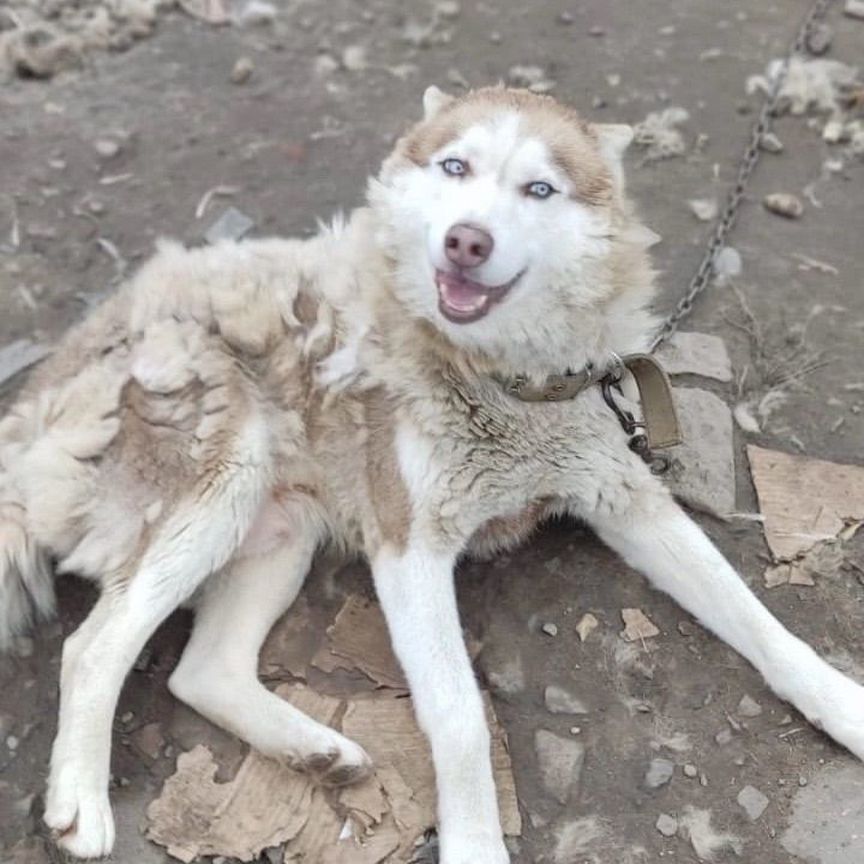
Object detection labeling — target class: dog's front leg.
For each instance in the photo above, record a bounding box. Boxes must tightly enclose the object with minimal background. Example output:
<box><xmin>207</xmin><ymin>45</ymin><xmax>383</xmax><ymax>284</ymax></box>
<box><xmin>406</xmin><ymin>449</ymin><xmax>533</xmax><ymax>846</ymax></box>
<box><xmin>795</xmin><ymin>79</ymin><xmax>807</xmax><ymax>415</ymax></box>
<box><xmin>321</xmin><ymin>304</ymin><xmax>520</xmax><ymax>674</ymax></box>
<box><xmin>373</xmin><ymin>543</ymin><xmax>509</xmax><ymax>864</ymax></box>
<box><xmin>576</xmin><ymin>472</ymin><xmax>864</xmax><ymax>761</ymax></box>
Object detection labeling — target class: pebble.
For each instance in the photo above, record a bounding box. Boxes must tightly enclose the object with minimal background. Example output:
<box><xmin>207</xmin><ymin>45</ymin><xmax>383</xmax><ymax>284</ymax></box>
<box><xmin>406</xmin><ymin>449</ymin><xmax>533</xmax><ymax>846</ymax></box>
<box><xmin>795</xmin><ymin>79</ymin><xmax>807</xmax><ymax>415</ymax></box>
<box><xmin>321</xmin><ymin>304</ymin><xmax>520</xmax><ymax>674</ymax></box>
<box><xmin>763</xmin><ymin>193</ymin><xmax>804</xmax><ymax>219</ymax></box>
<box><xmin>544</xmin><ymin>685</ymin><xmax>588</xmax><ymax>715</ymax></box>
<box><xmin>645</xmin><ymin>757</ymin><xmax>675</xmax><ymax>789</ymax></box>
<box><xmin>844</xmin><ymin>0</ymin><xmax>864</xmax><ymax>20</ymax></box>
<box><xmin>575</xmin><ymin>613</ymin><xmax>598</xmax><ymax>642</ymax></box>
<box><xmin>557</xmin><ymin>11</ymin><xmax>574</xmax><ymax>25</ymax></box>
<box><xmin>88</xmin><ymin>198</ymin><xmax>106</xmax><ymax>215</ymax></box>
<box><xmin>94</xmin><ymin>139</ymin><xmax>121</xmax><ymax>159</ymax></box>
<box><xmin>534</xmin><ymin>729</ymin><xmax>585</xmax><ymax>804</ymax></box>
<box><xmin>683</xmin><ymin>763</ymin><xmax>698</xmax><ymax>778</ymax></box>
<box><xmin>236</xmin><ymin>0</ymin><xmax>277</xmax><ymax>26</ymax></box>
<box><xmin>715</xmin><ymin>728</ymin><xmax>733</xmax><ymax>746</ymax></box>
<box><xmin>737</xmin><ymin>785</ymin><xmax>769</xmax><ymax>821</ymax></box>
<box><xmin>805</xmin><ymin>22</ymin><xmax>833</xmax><ymax>55</ymax></box>
<box><xmin>688</xmin><ymin>198</ymin><xmax>718</xmax><ymax>222</ymax></box>
<box><xmin>7</xmin><ymin>735</ymin><xmax>19</xmax><ymax>751</ymax></box>
<box><xmin>120</xmin><ymin>711</ymin><xmax>135</xmax><ymax>725</ymax></box>
<box><xmin>130</xmin><ymin>722</ymin><xmax>165</xmax><ymax>760</ymax></box>
<box><xmin>341</xmin><ymin>45</ymin><xmax>368</xmax><ymax>71</ymax></box>
<box><xmin>435</xmin><ymin>0</ymin><xmax>461</xmax><ymax>17</ymax></box>
<box><xmin>230</xmin><ymin>57</ymin><xmax>254</xmax><ymax>84</ymax></box>
<box><xmin>713</xmin><ymin>246</ymin><xmax>742</xmax><ymax>283</ymax></box>
<box><xmin>736</xmin><ymin>694</ymin><xmax>763</xmax><ymax>718</ymax></box>
<box><xmin>798</xmin><ymin>775</ymin><xmax>808</xmax><ymax>787</ymax></box>
<box><xmin>760</xmin><ymin>131</ymin><xmax>784</xmax><ymax>153</ymax></box>
<box><xmin>656</xmin><ymin>813</ymin><xmax>679</xmax><ymax>837</ymax></box>
<box><xmin>588</xmin><ymin>25</ymin><xmax>605</xmax><ymax>36</ymax></box>
<box><xmin>541</xmin><ymin>622</ymin><xmax>558</xmax><ymax>637</ymax></box>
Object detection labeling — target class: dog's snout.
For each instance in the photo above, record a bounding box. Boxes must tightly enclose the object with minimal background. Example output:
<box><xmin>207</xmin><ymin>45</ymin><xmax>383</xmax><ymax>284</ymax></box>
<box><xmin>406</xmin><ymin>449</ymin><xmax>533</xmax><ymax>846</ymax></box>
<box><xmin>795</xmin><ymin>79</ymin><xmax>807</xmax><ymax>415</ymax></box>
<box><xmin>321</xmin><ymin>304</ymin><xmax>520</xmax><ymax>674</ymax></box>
<box><xmin>444</xmin><ymin>223</ymin><xmax>494</xmax><ymax>269</ymax></box>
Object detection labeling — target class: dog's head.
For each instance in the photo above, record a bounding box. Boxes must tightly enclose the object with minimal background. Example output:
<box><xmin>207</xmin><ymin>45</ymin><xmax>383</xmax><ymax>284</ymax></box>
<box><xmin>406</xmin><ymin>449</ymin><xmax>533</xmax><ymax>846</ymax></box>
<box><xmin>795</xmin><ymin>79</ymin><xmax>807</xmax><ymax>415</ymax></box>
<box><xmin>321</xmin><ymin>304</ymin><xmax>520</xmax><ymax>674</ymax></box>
<box><xmin>369</xmin><ymin>86</ymin><xmax>655</xmax><ymax>373</ymax></box>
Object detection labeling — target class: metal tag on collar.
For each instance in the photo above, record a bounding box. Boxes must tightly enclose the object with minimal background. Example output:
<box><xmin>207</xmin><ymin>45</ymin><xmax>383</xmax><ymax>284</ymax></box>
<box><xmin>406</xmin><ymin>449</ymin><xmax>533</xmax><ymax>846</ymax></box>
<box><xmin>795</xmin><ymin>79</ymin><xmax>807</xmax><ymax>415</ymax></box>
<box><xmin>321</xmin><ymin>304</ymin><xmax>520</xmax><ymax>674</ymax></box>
<box><xmin>506</xmin><ymin>367</ymin><xmax>593</xmax><ymax>402</ymax></box>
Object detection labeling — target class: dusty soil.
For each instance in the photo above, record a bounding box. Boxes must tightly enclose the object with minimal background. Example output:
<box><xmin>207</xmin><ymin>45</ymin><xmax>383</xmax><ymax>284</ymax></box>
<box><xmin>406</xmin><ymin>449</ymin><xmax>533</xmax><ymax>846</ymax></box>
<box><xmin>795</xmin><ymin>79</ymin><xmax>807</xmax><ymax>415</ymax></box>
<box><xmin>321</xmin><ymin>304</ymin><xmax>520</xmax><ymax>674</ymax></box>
<box><xmin>1</xmin><ymin>1</ymin><xmax>864</xmax><ymax>862</ymax></box>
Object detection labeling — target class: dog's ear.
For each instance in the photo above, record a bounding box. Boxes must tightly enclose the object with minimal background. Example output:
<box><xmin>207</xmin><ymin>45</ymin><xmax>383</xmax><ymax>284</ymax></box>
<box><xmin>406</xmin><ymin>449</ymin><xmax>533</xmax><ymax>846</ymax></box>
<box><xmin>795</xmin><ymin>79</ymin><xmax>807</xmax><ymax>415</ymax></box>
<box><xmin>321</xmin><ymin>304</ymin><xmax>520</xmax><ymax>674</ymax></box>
<box><xmin>591</xmin><ymin>123</ymin><xmax>634</xmax><ymax>162</ymax></box>
<box><xmin>422</xmin><ymin>85</ymin><xmax>454</xmax><ymax>120</ymax></box>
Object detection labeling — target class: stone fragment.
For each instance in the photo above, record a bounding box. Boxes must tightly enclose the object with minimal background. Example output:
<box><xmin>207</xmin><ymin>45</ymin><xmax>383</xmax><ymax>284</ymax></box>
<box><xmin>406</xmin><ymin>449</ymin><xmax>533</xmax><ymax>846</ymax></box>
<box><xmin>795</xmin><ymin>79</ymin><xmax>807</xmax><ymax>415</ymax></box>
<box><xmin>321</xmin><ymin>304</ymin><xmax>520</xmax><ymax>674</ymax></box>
<box><xmin>575</xmin><ymin>613</ymin><xmax>598</xmax><ymax>642</ymax></box>
<box><xmin>844</xmin><ymin>0</ymin><xmax>864</xmax><ymax>19</ymax></box>
<box><xmin>688</xmin><ymin>198</ymin><xmax>718</xmax><ymax>222</ymax></box>
<box><xmin>230</xmin><ymin>57</ymin><xmax>254</xmax><ymax>84</ymax></box>
<box><xmin>656</xmin><ymin>813</ymin><xmax>679</xmax><ymax>837</ymax></box>
<box><xmin>683</xmin><ymin>763</ymin><xmax>698</xmax><ymax>778</ymax></box>
<box><xmin>645</xmin><ymin>758</ymin><xmax>675</xmax><ymax>789</ymax></box>
<box><xmin>131</xmin><ymin>723</ymin><xmax>165</xmax><ymax>760</ymax></box>
<box><xmin>760</xmin><ymin>131</ymin><xmax>784</xmax><ymax>152</ymax></box>
<box><xmin>666</xmin><ymin>388</ymin><xmax>735</xmax><ymax>517</ymax></box>
<box><xmin>655</xmin><ymin>331</ymin><xmax>732</xmax><ymax>382</ymax></box>
<box><xmin>205</xmin><ymin>207</ymin><xmax>255</xmax><ymax>244</ymax></box>
<box><xmin>534</xmin><ymin>730</ymin><xmax>585</xmax><ymax>804</ymax></box>
<box><xmin>736</xmin><ymin>694</ymin><xmax>763</xmax><ymax>717</ymax></box>
<box><xmin>620</xmin><ymin>608</ymin><xmax>660</xmax><ymax>642</ymax></box>
<box><xmin>541</xmin><ymin>622</ymin><xmax>558</xmax><ymax>637</ymax></box>
<box><xmin>737</xmin><ymin>785</ymin><xmax>769</xmax><ymax>821</ymax></box>
<box><xmin>763</xmin><ymin>193</ymin><xmax>804</xmax><ymax>219</ymax></box>
<box><xmin>94</xmin><ymin>138</ymin><xmax>120</xmax><ymax>159</ymax></box>
<box><xmin>544</xmin><ymin>685</ymin><xmax>588</xmax><ymax>715</ymax></box>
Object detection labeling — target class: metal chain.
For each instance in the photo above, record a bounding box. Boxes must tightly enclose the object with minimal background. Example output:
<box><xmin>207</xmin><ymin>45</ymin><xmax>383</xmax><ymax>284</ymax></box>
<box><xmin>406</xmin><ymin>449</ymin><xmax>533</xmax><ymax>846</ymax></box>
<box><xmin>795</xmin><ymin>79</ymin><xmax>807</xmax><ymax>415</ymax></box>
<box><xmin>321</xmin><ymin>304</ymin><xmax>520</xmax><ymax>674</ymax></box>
<box><xmin>650</xmin><ymin>0</ymin><xmax>836</xmax><ymax>351</ymax></box>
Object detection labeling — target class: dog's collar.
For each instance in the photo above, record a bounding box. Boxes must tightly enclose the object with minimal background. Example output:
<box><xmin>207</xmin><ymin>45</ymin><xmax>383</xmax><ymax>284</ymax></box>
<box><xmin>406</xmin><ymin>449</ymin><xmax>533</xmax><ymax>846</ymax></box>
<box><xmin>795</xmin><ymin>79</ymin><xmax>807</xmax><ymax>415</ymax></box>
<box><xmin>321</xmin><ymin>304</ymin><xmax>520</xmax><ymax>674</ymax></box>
<box><xmin>496</xmin><ymin>352</ymin><xmax>683</xmax><ymax>463</ymax></box>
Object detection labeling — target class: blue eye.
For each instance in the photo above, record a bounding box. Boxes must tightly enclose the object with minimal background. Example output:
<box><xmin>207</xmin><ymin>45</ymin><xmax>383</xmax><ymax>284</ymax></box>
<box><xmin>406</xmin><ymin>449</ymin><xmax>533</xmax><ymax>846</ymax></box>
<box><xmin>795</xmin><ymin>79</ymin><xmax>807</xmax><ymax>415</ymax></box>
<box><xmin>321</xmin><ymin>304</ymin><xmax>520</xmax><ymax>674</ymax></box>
<box><xmin>441</xmin><ymin>158</ymin><xmax>468</xmax><ymax>176</ymax></box>
<box><xmin>526</xmin><ymin>181</ymin><xmax>556</xmax><ymax>199</ymax></box>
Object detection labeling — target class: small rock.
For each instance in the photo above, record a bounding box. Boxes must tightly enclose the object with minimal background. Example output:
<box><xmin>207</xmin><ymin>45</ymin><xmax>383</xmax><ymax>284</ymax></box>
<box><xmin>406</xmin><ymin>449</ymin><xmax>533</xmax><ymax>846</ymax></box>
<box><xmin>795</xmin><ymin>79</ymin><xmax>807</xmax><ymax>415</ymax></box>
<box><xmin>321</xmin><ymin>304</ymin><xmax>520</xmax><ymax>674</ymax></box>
<box><xmin>488</xmin><ymin>30</ymin><xmax>502</xmax><ymax>44</ymax></box>
<box><xmin>736</xmin><ymin>694</ymin><xmax>763</xmax><ymax>718</ymax></box>
<box><xmin>655</xmin><ymin>331</ymin><xmax>732</xmax><ymax>382</ymax></box>
<box><xmin>235</xmin><ymin>0</ymin><xmax>277</xmax><ymax>26</ymax></box>
<box><xmin>656</xmin><ymin>813</ymin><xmax>679</xmax><ymax>837</ymax></box>
<box><xmin>620</xmin><ymin>608</ymin><xmax>660</xmax><ymax>642</ymax></box>
<box><xmin>763</xmin><ymin>193</ymin><xmax>803</xmax><ymax>219</ymax></box>
<box><xmin>575</xmin><ymin>613</ymin><xmax>598</xmax><ymax>642</ymax></box>
<box><xmin>435</xmin><ymin>0</ymin><xmax>461</xmax><ymax>17</ymax></box>
<box><xmin>760</xmin><ymin>131</ymin><xmax>784</xmax><ymax>153</ymax></box>
<box><xmin>713</xmin><ymin>246</ymin><xmax>742</xmax><ymax>283</ymax></box>
<box><xmin>230</xmin><ymin>56</ymin><xmax>254</xmax><ymax>84</ymax></box>
<box><xmin>94</xmin><ymin>139</ymin><xmax>120</xmax><ymax>159</ymax></box>
<box><xmin>7</xmin><ymin>735</ymin><xmax>19</xmax><ymax>751</ymax></box>
<box><xmin>120</xmin><ymin>711</ymin><xmax>135</xmax><ymax>725</ymax></box>
<box><xmin>823</xmin><ymin>119</ymin><xmax>846</xmax><ymax>143</ymax></box>
<box><xmin>205</xmin><ymin>207</ymin><xmax>255</xmax><ymax>244</ymax></box>
<box><xmin>798</xmin><ymin>775</ymin><xmax>808</xmax><ymax>787</ymax></box>
<box><xmin>683</xmin><ymin>763</ymin><xmax>698</xmax><ymax>778</ymax></box>
<box><xmin>508</xmin><ymin>64</ymin><xmax>555</xmax><ymax>92</ymax></box>
<box><xmin>715</xmin><ymin>728</ymin><xmax>733</xmax><ymax>746</ymax></box>
<box><xmin>557</xmin><ymin>11</ymin><xmax>575</xmax><ymax>25</ymax></box>
<box><xmin>688</xmin><ymin>198</ymin><xmax>718</xmax><ymax>222</ymax></box>
<box><xmin>569</xmin><ymin>726</ymin><xmax>581</xmax><ymax>735</ymax></box>
<box><xmin>87</xmin><ymin>198</ymin><xmax>106</xmax><ymax>215</ymax></box>
<box><xmin>588</xmin><ymin>25</ymin><xmax>605</xmax><ymax>36</ymax></box>
<box><xmin>541</xmin><ymin>622</ymin><xmax>559</xmax><ymax>637</ymax></box>
<box><xmin>544</xmin><ymin>685</ymin><xmax>588</xmax><ymax>715</ymax></box>
<box><xmin>737</xmin><ymin>785</ymin><xmax>769</xmax><ymax>821</ymax></box>
<box><xmin>645</xmin><ymin>758</ymin><xmax>675</xmax><ymax>789</ymax></box>
<box><xmin>844</xmin><ymin>0</ymin><xmax>864</xmax><ymax>20</ymax></box>
<box><xmin>130</xmin><ymin>722</ymin><xmax>165</xmax><ymax>760</ymax></box>
<box><xmin>341</xmin><ymin>45</ymin><xmax>367</xmax><ymax>71</ymax></box>
<box><xmin>534</xmin><ymin>730</ymin><xmax>585</xmax><ymax>804</ymax></box>
<box><xmin>805</xmin><ymin>22</ymin><xmax>833</xmax><ymax>55</ymax></box>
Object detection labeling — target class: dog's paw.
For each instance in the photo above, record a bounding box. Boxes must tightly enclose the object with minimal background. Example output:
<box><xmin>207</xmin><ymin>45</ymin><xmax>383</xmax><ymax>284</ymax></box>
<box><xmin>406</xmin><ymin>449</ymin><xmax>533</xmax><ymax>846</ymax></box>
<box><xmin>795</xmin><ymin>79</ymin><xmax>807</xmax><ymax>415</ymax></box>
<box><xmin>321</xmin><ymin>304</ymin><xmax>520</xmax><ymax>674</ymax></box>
<box><xmin>819</xmin><ymin>678</ymin><xmax>864</xmax><ymax>761</ymax></box>
<box><xmin>45</xmin><ymin>774</ymin><xmax>115</xmax><ymax>859</ymax></box>
<box><xmin>301</xmin><ymin>731</ymin><xmax>373</xmax><ymax>787</ymax></box>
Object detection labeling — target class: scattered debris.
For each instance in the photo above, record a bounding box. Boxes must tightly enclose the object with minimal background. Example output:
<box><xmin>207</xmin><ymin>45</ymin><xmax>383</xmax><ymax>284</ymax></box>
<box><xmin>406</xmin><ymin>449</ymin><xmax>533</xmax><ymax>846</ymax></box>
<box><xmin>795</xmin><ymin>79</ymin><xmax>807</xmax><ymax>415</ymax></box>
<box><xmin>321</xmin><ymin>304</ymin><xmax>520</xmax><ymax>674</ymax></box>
<box><xmin>94</xmin><ymin>138</ymin><xmax>121</xmax><ymax>159</ymax></box>
<box><xmin>683</xmin><ymin>764</ymin><xmax>699</xmax><ymax>779</ymax></box>
<box><xmin>632</xmin><ymin>107</ymin><xmax>689</xmax><ymax>160</ymax></box>
<box><xmin>645</xmin><ymin>758</ymin><xmax>675</xmax><ymax>790</ymax></box>
<box><xmin>748</xmin><ymin>445</ymin><xmax>864</xmax><ymax>585</ymax></box>
<box><xmin>541</xmin><ymin>621</ymin><xmax>559</xmax><ymax>637</ymax></box>
<box><xmin>534</xmin><ymin>729</ymin><xmax>585</xmax><ymax>804</ymax></box>
<box><xmin>679</xmin><ymin>806</ymin><xmax>742</xmax><ymax>861</ymax></box>
<box><xmin>194</xmin><ymin>185</ymin><xmax>239</xmax><ymax>220</ymax></box>
<box><xmin>736</xmin><ymin>785</ymin><xmax>769</xmax><ymax>821</ymax></box>
<box><xmin>688</xmin><ymin>198</ymin><xmax>718</xmax><ymax>222</ymax></box>
<box><xmin>736</xmin><ymin>695</ymin><xmax>763</xmax><ymax>718</ymax></box>
<box><xmin>655</xmin><ymin>332</ymin><xmax>732</xmax><ymax>382</ymax></box>
<box><xmin>0</xmin><ymin>339</ymin><xmax>51</xmax><ymax>387</ymax></box>
<box><xmin>620</xmin><ymin>608</ymin><xmax>660</xmax><ymax>643</ymax></box>
<box><xmin>311</xmin><ymin>595</ymin><xmax>408</xmax><ymax>690</ymax></box>
<box><xmin>148</xmin><ymin>685</ymin><xmax>521</xmax><ymax>861</ymax></box>
<box><xmin>575</xmin><ymin>613</ymin><xmax>599</xmax><ymax>643</ymax></box>
<box><xmin>759</xmin><ymin>131</ymin><xmax>784</xmax><ymax>152</ymax></box>
<box><xmin>763</xmin><ymin>192</ymin><xmax>804</xmax><ymax>219</ymax></box>
<box><xmin>656</xmin><ymin>813</ymin><xmax>678</xmax><ymax>837</ymax></box>
<box><xmin>544</xmin><ymin>685</ymin><xmax>588</xmax><ymax>716</ymax></box>
<box><xmin>792</xmin><ymin>252</ymin><xmax>838</xmax><ymax>275</ymax></box>
<box><xmin>507</xmin><ymin>65</ymin><xmax>555</xmax><ymax>93</ymax></box>
<box><xmin>204</xmin><ymin>206</ymin><xmax>255</xmax><ymax>244</ymax></box>
<box><xmin>230</xmin><ymin>56</ymin><xmax>254</xmax><ymax>85</ymax></box>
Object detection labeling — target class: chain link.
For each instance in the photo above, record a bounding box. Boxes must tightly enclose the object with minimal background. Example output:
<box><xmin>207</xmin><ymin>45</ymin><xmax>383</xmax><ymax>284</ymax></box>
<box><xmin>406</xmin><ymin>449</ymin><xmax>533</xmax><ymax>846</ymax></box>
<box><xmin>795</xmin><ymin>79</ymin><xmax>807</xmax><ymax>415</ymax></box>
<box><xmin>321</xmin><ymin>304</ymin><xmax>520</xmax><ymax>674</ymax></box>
<box><xmin>650</xmin><ymin>0</ymin><xmax>836</xmax><ymax>351</ymax></box>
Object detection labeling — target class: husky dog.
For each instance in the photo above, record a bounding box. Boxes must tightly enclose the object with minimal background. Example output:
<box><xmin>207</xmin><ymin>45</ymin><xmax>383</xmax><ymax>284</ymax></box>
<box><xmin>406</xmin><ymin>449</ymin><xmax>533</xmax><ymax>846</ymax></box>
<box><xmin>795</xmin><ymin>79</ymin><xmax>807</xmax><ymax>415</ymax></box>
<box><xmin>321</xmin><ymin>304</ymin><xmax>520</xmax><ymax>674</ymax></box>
<box><xmin>1</xmin><ymin>86</ymin><xmax>862</xmax><ymax>863</ymax></box>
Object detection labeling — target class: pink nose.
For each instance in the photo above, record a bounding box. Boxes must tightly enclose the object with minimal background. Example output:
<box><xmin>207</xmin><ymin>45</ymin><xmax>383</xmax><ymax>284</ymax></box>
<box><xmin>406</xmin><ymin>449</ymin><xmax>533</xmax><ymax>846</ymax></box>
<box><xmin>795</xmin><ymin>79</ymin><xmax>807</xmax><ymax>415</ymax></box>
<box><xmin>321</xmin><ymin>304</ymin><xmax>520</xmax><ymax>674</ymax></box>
<box><xmin>444</xmin><ymin>223</ymin><xmax>494</xmax><ymax>269</ymax></box>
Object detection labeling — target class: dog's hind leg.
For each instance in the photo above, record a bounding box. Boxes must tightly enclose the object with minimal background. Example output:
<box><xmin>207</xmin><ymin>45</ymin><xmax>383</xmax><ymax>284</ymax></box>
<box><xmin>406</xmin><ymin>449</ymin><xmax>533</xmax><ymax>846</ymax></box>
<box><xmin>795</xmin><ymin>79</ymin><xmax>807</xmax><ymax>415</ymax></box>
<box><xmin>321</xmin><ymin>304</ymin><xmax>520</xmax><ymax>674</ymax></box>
<box><xmin>45</xmin><ymin>459</ymin><xmax>268</xmax><ymax>858</ymax></box>
<box><xmin>168</xmin><ymin>525</ymin><xmax>372</xmax><ymax>786</ymax></box>
<box><xmin>578</xmin><ymin>468</ymin><xmax>864</xmax><ymax>762</ymax></box>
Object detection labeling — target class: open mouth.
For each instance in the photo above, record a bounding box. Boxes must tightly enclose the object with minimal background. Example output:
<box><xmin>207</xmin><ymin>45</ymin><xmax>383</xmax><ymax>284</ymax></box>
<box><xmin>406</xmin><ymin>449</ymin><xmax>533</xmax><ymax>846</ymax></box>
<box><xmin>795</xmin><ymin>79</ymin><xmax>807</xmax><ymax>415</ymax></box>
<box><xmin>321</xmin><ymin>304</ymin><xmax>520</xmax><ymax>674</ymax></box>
<box><xmin>435</xmin><ymin>269</ymin><xmax>523</xmax><ymax>324</ymax></box>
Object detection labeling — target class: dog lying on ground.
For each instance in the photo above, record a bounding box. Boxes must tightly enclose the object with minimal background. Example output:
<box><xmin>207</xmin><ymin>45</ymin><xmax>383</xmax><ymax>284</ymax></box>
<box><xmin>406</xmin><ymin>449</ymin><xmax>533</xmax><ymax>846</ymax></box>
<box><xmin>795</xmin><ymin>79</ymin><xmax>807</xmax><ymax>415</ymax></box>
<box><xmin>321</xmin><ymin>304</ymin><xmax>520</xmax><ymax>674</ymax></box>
<box><xmin>1</xmin><ymin>85</ymin><xmax>862</xmax><ymax>863</ymax></box>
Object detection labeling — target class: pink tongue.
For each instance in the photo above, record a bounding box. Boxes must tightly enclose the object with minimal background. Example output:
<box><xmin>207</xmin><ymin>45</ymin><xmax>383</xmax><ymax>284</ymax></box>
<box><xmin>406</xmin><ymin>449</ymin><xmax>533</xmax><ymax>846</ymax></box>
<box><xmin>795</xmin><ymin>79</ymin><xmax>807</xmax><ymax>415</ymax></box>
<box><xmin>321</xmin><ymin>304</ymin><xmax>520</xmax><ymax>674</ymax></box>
<box><xmin>441</xmin><ymin>278</ymin><xmax>487</xmax><ymax>311</ymax></box>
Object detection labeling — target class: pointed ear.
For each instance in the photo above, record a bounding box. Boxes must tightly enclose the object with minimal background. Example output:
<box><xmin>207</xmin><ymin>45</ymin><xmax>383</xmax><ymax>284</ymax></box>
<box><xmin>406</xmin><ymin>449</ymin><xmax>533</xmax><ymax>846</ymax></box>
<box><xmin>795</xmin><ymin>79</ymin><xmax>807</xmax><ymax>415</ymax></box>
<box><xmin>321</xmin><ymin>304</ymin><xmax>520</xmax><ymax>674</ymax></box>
<box><xmin>591</xmin><ymin>123</ymin><xmax>634</xmax><ymax>161</ymax></box>
<box><xmin>422</xmin><ymin>85</ymin><xmax>454</xmax><ymax>121</ymax></box>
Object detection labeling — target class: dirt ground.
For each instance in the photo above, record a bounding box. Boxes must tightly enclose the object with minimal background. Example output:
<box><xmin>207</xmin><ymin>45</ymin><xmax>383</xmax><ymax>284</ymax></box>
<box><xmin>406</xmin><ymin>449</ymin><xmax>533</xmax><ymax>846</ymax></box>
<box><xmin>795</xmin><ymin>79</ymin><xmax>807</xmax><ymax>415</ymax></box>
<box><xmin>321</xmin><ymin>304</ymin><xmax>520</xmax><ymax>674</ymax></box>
<box><xmin>1</xmin><ymin>1</ymin><xmax>864</xmax><ymax>862</ymax></box>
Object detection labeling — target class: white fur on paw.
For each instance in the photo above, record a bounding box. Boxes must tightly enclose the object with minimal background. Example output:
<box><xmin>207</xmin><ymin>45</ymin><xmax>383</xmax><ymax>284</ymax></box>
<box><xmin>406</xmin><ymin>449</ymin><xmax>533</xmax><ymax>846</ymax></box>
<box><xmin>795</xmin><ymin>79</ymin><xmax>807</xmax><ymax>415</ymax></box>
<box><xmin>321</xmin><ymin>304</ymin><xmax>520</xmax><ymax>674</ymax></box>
<box><xmin>45</xmin><ymin>774</ymin><xmax>115</xmax><ymax>859</ymax></box>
